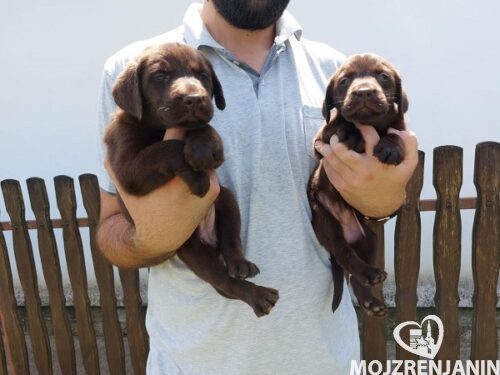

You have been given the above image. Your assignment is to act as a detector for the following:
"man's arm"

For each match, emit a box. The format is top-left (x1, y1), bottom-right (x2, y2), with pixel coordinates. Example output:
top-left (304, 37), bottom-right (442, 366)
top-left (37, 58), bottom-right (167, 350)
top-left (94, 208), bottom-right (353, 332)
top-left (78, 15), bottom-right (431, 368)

top-left (97, 172), bottom-right (219, 268)
top-left (314, 125), bottom-right (419, 218)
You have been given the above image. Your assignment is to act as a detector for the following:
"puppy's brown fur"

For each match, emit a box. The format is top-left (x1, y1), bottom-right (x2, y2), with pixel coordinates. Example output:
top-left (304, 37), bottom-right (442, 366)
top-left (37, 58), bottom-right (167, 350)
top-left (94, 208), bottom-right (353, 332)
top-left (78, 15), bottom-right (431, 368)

top-left (105, 43), bottom-right (279, 317)
top-left (307, 54), bottom-right (408, 316)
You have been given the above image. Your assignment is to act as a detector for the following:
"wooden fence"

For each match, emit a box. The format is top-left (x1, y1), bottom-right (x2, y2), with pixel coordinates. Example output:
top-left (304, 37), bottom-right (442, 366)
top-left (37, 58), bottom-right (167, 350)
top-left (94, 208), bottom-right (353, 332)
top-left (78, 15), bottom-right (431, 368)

top-left (0, 141), bottom-right (498, 374)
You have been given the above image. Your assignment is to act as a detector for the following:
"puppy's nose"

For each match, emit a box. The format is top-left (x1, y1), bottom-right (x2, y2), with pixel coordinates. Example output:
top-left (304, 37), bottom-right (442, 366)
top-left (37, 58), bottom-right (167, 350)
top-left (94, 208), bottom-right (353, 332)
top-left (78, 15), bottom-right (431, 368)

top-left (354, 88), bottom-right (376, 98)
top-left (182, 94), bottom-right (203, 107)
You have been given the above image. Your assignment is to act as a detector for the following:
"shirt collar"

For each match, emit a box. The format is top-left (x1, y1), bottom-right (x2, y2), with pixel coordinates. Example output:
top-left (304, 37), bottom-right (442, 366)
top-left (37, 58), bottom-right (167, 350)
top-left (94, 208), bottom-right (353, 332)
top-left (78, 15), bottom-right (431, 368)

top-left (183, 3), bottom-right (303, 50)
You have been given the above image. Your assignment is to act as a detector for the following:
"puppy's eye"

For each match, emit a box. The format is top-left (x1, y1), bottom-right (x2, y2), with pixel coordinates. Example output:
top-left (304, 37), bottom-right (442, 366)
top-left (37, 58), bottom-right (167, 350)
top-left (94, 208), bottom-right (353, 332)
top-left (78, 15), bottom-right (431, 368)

top-left (200, 72), bottom-right (210, 80)
top-left (339, 77), bottom-right (350, 86)
top-left (152, 72), bottom-right (170, 82)
top-left (378, 72), bottom-right (390, 82)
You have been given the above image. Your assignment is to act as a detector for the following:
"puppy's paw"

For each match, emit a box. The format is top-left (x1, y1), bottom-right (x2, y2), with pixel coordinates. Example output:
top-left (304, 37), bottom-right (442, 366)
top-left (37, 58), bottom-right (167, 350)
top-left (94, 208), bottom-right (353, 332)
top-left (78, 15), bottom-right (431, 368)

top-left (358, 267), bottom-right (387, 286)
top-left (373, 134), bottom-right (405, 165)
top-left (336, 124), bottom-right (365, 153)
top-left (178, 170), bottom-right (210, 197)
top-left (360, 297), bottom-right (387, 317)
top-left (227, 259), bottom-right (260, 279)
top-left (185, 137), bottom-right (224, 171)
top-left (250, 286), bottom-right (280, 317)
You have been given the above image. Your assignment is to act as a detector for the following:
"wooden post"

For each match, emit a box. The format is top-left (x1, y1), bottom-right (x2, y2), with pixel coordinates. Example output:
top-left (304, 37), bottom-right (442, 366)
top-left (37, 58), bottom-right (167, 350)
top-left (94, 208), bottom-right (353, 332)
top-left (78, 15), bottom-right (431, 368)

top-left (79, 174), bottom-right (126, 375)
top-left (2, 180), bottom-right (53, 374)
top-left (54, 176), bottom-right (100, 374)
top-left (0, 213), bottom-right (29, 374)
top-left (27, 177), bottom-right (77, 374)
top-left (433, 146), bottom-right (462, 360)
top-left (119, 268), bottom-right (149, 375)
top-left (394, 151), bottom-right (424, 361)
top-left (0, 319), bottom-right (7, 375)
top-left (470, 142), bottom-right (500, 360)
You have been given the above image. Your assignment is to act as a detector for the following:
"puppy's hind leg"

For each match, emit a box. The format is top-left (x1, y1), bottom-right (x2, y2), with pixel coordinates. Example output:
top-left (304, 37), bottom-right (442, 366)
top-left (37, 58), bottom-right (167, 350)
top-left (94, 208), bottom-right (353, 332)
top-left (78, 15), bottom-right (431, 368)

top-left (351, 228), bottom-right (387, 317)
top-left (177, 235), bottom-right (279, 317)
top-left (350, 277), bottom-right (387, 317)
top-left (310, 202), bottom-right (385, 287)
top-left (215, 186), bottom-right (259, 279)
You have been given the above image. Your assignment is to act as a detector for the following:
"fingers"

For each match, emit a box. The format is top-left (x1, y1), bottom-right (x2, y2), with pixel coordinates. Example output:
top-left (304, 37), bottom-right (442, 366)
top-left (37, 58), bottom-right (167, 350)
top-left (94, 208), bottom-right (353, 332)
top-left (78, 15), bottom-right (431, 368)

top-left (387, 127), bottom-right (419, 162)
top-left (314, 139), bottom-right (333, 159)
top-left (355, 124), bottom-right (380, 155)
top-left (321, 159), bottom-right (350, 191)
top-left (314, 138), bottom-right (363, 187)
top-left (164, 128), bottom-right (186, 141)
top-left (315, 138), bottom-right (362, 174)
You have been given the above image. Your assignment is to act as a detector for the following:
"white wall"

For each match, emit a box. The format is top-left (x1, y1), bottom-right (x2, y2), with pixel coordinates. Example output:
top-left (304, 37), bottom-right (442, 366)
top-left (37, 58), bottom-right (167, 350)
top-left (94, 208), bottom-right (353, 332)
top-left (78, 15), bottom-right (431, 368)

top-left (1, 0), bottom-right (499, 306)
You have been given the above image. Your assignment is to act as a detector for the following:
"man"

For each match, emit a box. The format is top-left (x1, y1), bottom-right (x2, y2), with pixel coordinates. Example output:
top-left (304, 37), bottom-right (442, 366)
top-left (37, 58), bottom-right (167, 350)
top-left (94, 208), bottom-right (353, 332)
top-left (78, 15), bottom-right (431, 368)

top-left (96, 1), bottom-right (418, 373)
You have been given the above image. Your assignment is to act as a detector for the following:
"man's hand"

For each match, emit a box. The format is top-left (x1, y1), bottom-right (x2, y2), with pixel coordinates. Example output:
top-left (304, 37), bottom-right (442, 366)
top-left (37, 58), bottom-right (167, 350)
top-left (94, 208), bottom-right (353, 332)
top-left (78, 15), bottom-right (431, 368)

top-left (314, 124), bottom-right (418, 218)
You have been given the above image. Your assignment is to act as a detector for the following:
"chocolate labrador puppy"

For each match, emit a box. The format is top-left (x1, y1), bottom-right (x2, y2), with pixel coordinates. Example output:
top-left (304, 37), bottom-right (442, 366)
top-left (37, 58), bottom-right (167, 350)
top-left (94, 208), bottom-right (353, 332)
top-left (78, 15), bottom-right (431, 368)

top-left (105, 43), bottom-right (279, 317)
top-left (308, 53), bottom-right (408, 316)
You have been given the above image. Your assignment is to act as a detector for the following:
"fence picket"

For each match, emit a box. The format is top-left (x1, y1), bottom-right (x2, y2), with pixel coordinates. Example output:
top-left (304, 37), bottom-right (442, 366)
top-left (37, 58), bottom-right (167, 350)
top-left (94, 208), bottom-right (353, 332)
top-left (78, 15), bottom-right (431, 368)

top-left (470, 142), bottom-right (500, 360)
top-left (79, 174), bottom-right (126, 375)
top-left (1, 180), bottom-right (52, 374)
top-left (0, 322), bottom-right (7, 375)
top-left (119, 268), bottom-right (149, 375)
top-left (27, 177), bottom-right (77, 374)
top-left (0, 218), bottom-right (29, 374)
top-left (54, 176), bottom-right (100, 374)
top-left (433, 147), bottom-right (462, 360)
top-left (394, 151), bottom-right (424, 361)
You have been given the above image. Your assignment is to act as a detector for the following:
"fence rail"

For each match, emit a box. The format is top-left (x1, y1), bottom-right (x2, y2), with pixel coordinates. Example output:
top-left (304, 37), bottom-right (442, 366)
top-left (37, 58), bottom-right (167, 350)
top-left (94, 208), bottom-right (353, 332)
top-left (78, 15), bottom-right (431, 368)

top-left (0, 141), bottom-right (499, 374)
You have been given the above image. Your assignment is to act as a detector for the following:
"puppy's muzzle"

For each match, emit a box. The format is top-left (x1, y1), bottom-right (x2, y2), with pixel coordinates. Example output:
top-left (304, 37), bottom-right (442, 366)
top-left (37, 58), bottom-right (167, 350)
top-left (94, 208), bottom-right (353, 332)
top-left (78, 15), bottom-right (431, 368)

top-left (180, 94), bottom-right (207, 107)
top-left (344, 80), bottom-right (387, 118)
top-left (353, 87), bottom-right (377, 99)
top-left (169, 77), bottom-right (213, 124)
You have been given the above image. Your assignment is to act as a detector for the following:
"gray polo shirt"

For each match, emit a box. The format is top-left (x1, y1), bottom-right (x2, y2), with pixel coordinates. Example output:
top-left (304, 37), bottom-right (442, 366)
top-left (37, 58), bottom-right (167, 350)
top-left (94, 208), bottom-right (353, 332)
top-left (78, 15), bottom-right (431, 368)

top-left (97, 3), bottom-right (359, 374)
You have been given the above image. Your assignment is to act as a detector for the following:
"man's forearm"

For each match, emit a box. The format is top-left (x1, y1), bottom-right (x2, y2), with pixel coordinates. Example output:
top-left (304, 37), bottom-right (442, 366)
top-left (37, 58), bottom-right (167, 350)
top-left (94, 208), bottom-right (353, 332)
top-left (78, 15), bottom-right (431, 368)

top-left (96, 173), bottom-right (220, 268)
top-left (96, 213), bottom-right (179, 268)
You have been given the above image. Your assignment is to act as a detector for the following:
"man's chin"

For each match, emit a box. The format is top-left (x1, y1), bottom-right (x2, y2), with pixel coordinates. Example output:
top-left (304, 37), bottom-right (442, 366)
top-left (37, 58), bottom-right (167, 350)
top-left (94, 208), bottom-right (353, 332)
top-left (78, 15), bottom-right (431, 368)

top-left (211, 0), bottom-right (290, 31)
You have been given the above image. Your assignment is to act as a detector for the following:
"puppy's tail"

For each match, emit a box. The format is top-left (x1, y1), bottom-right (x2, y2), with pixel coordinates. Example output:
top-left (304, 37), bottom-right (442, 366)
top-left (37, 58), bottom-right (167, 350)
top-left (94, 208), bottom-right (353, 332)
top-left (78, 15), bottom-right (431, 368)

top-left (330, 257), bottom-right (344, 313)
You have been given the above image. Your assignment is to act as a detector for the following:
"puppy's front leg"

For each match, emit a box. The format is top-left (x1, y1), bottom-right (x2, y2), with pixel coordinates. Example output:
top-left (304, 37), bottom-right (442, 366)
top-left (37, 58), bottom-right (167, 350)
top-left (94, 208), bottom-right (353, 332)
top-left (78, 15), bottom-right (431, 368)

top-left (215, 186), bottom-right (259, 279)
top-left (185, 125), bottom-right (224, 171)
top-left (332, 121), bottom-right (365, 153)
top-left (373, 133), bottom-right (405, 165)
top-left (115, 139), bottom-right (186, 195)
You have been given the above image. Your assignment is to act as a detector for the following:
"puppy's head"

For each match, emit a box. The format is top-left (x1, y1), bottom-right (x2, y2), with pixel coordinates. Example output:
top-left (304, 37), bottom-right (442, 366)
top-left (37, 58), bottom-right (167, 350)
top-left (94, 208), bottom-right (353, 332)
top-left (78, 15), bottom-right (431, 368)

top-left (322, 53), bottom-right (408, 130)
top-left (112, 43), bottom-right (225, 130)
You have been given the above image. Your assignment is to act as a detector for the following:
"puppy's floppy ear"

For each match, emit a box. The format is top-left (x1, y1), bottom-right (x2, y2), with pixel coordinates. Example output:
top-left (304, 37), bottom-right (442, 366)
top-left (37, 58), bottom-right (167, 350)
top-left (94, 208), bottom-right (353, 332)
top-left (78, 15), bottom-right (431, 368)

top-left (394, 73), bottom-right (409, 119)
top-left (112, 61), bottom-right (143, 120)
top-left (211, 67), bottom-right (226, 110)
top-left (322, 80), bottom-right (335, 123)
top-left (199, 51), bottom-right (226, 110)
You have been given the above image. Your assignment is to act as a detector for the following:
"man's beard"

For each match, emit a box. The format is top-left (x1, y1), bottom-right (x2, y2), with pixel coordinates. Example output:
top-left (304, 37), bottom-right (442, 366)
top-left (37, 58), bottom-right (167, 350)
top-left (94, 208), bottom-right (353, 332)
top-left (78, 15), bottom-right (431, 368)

top-left (211, 0), bottom-right (290, 31)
